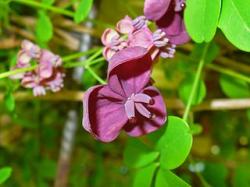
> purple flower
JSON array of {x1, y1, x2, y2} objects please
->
[
  {"x1": 83, "y1": 47, "x2": 167, "y2": 142},
  {"x1": 144, "y1": 0, "x2": 189, "y2": 45}
]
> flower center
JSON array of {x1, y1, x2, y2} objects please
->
[{"x1": 124, "y1": 93, "x2": 154, "y2": 123}]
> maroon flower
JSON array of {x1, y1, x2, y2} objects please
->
[
  {"x1": 83, "y1": 47, "x2": 167, "y2": 142},
  {"x1": 144, "y1": 0, "x2": 189, "y2": 45}
]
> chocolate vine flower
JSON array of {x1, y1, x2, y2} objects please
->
[
  {"x1": 83, "y1": 47, "x2": 167, "y2": 142},
  {"x1": 12, "y1": 40, "x2": 64, "y2": 96},
  {"x1": 144, "y1": 0, "x2": 189, "y2": 45}
]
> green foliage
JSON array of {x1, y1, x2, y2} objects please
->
[
  {"x1": 219, "y1": 0, "x2": 250, "y2": 51},
  {"x1": 184, "y1": 0, "x2": 221, "y2": 42},
  {"x1": 0, "y1": 167, "x2": 12, "y2": 185},
  {"x1": 74, "y1": 0, "x2": 93, "y2": 23},
  {"x1": 124, "y1": 139, "x2": 159, "y2": 168},
  {"x1": 4, "y1": 91, "x2": 15, "y2": 112},
  {"x1": 190, "y1": 123, "x2": 203, "y2": 135},
  {"x1": 203, "y1": 162, "x2": 228, "y2": 187},
  {"x1": 133, "y1": 164, "x2": 158, "y2": 187},
  {"x1": 155, "y1": 168, "x2": 190, "y2": 187},
  {"x1": 36, "y1": 11, "x2": 53, "y2": 43},
  {"x1": 178, "y1": 74, "x2": 206, "y2": 105},
  {"x1": 233, "y1": 164, "x2": 250, "y2": 187},
  {"x1": 157, "y1": 116, "x2": 193, "y2": 170},
  {"x1": 42, "y1": 0, "x2": 55, "y2": 5},
  {"x1": 219, "y1": 74, "x2": 250, "y2": 98}
]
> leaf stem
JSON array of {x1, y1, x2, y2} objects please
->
[
  {"x1": 85, "y1": 66, "x2": 106, "y2": 84},
  {"x1": 10, "y1": 0, "x2": 74, "y2": 17},
  {"x1": 182, "y1": 43, "x2": 210, "y2": 121},
  {"x1": 64, "y1": 57, "x2": 104, "y2": 68},
  {"x1": 206, "y1": 64, "x2": 250, "y2": 83},
  {"x1": 0, "y1": 65, "x2": 37, "y2": 79}
]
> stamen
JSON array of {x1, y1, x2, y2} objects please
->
[
  {"x1": 132, "y1": 16, "x2": 147, "y2": 31},
  {"x1": 133, "y1": 93, "x2": 153, "y2": 104},
  {"x1": 135, "y1": 103, "x2": 152, "y2": 119},
  {"x1": 124, "y1": 98, "x2": 135, "y2": 119}
]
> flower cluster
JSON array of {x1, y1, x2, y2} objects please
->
[
  {"x1": 83, "y1": 0, "x2": 189, "y2": 142},
  {"x1": 12, "y1": 40, "x2": 64, "y2": 96}
]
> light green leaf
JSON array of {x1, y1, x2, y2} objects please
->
[
  {"x1": 233, "y1": 163, "x2": 250, "y2": 187},
  {"x1": 36, "y1": 11, "x2": 53, "y2": 42},
  {"x1": 219, "y1": 74, "x2": 250, "y2": 98},
  {"x1": 157, "y1": 116, "x2": 193, "y2": 170},
  {"x1": 0, "y1": 167, "x2": 12, "y2": 184},
  {"x1": 184, "y1": 0, "x2": 221, "y2": 42},
  {"x1": 155, "y1": 168, "x2": 191, "y2": 187},
  {"x1": 74, "y1": 0, "x2": 93, "y2": 23},
  {"x1": 4, "y1": 91, "x2": 15, "y2": 111},
  {"x1": 124, "y1": 139, "x2": 159, "y2": 168},
  {"x1": 179, "y1": 74, "x2": 206, "y2": 105},
  {"x1": 133, "y1": 164, "x2": 158, "y2": 187},
  {"x1": 218, "y1": 0, "x2": 250, "y2": 51}
]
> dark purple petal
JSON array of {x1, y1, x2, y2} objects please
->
[
  {"x1": 144, "y1": 0, "x2": 171, "y2": 21},
  {"x1": 83, "y1": 85, "x2": 128, "y2": 142},
  {"x1": 124, "y1": 86, "x2": 167, "y2": 136},
  {"x1": 156, "y1": 3, "x2": 189, "y2": 45},
  {"x1": 108, "y1": 47, "x2": 153, "y2": 97}
]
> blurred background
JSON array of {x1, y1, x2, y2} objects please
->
[{"x1": 0, "y1": 0, "x2": 250, "y2": 186}]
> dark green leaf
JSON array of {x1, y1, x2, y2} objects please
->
[
  {"x1": 124, "y1": 138, "x2": 159, "y2": 168},
  {"x1": 219, "y1": 74, "x2": 250, "y2": 98},
  {"x1": 219, "y1": 0, "x2": 250, "y2": 51},
  {"x1": 0, "y1": 167, "x2": 12, "y2": 184},
  {"x1": 184, "y1": 0, "x2": 221, "y2": 42},
  {"x1": 157, "y1": 116, "x2": 193, "y2": 170},
  {"x1": 36, "y1": 11, "x2": 53, "y2": 42},
  {"x1": 155, "y1": 168, "x2": 191, "y2": 187},
  {"x1": 133, "y1": 164, "x2": 158, "y2": 187},
  {"x1": 179, "y1": 74, "x2": 206, "y2": 105},
  {"x1": 74, "y1": 0, "x2": 93, "y2": 23}
]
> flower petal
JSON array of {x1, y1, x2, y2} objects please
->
[
  {"x1": 156, "y1": 6, "x2": 189, "y2": 45},
  {"x1": 101, "y1": 29, "x2": 120, "y2": 46},
  {"x1": 144, "y1": 0, "x2": 171, "y2": 21},
  {"x1": 124, "y1": 86, "x2": 167, "y2": 136},
  {"x1": 128, "y1": 28, "x2": 153, "y2": 49},
  {"x1": 83, "y1": 85, "x2": 128, "y2": 142},
  {"x1": 116, "y1": 16, "x2": 134, "y2": 34},
  {"x1": 108, "y1": 47, "x2": 153, "y2": 97}
]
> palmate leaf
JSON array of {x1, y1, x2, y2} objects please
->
[
  {"x1": 155, "y1": 168, "x2": 190, "y2": 187},
  {"x1": 74, "y1": 0, "x2": 93, "y2": 23},
  {"x1": 133, "y1": 163, "x2": 158, "y2": 187},
  {"x1": 184, "y1": 0, "x2": 221, "y2": 42},
  {"x1": 156, "y1": 116, "x2": 193, "y2": 170},
  {"x1": 124, "y1": 138, "x2": 159, "y2": 169},
  {"x1": 218, "y1": 0, "x2": 250, "y2": 51}
]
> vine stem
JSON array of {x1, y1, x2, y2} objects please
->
[
  {"x1": 182, "y1": 43, "x2": 210, "y2": 121},
  {"x1": 206, "y1": 64, "x2": 250, "y2": 83},
  {"x1": 0, "y1": 65, "x2": 37, "y2": 79},
  {"x1": 10, "y1": 0, "x2": 74, "y2": 17}
]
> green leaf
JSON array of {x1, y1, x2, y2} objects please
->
[
  {"x1": 38, "y1": 159, "x2": 56, "y2": 179},
  {"x1": 74, "y1": 0, "x2": 93, "y2": 23},
  {"x1": 184, "y1": 0, "x2": 221, "y2": 42},
  {"x1": 0, "y1": 167, "x2": 12, "y2": 184},
  {"x1": 124, "y1": 139, "x2": 159, "y2": 169},
  {"x1": 155, "y1": 168, "x2": 191, "y2": 187},
  {"x1": 219, "y1": 74, "x2": 250, "y2": 98},
  {"x1": 36, "y1": 11, "x2": 53, "y2": 42},
  {"x1": 4, "y1": 91, "x2": 15, "y2": 112},
  {"x1": 157, "y1": 116, "x2": 193, "y2": 170},
  {"x1": 190, "y1": 123, "x2": 203, "y2": 135},
  {"x1": 179, "y1": 74, "x2": 206, "y2": 105},
  {"x1": 218, "y1": 0, "x2": 250, "y2": 51},
  {"x1": 133, "y1": 164, "x2": 158, "y2": 187},
  {"x1": 190, "y1": 42, "x2": 220, "y2": 64}
]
